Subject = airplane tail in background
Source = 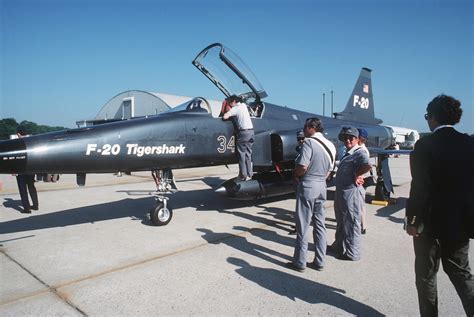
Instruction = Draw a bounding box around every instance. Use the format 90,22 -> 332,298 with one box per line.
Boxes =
334,67 -> 382,125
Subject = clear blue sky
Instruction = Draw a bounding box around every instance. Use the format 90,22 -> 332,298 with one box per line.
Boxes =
1,0 -> 472,134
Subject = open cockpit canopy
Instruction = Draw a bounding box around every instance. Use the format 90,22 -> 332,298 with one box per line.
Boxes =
192,43 -> 267,101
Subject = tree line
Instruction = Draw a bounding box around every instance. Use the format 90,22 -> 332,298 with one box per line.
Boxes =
0,118 -> 68,140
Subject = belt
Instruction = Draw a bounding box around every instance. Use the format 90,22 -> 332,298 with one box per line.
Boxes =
239,128 -> 254,131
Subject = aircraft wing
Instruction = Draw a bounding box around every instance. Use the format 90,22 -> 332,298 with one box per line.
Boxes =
367,147 -> 412,156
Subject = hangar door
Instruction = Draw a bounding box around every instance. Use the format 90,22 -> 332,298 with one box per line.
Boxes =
122,97 -> 134,119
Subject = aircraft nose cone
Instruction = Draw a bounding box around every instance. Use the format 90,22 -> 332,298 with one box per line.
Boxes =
0,138 -> 27,173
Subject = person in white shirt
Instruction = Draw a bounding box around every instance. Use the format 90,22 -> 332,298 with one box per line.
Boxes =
223,95 -> 254,181
287,117 -> 336,272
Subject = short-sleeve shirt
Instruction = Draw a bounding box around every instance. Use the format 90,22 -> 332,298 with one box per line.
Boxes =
335,145 -> 370,190
227,102 -> 253,130
296,133 -> 335,186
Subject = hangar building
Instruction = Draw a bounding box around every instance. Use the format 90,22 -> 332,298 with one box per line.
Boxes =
76,90 -> 195,127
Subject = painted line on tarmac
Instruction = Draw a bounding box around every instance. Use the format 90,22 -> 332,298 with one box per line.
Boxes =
0,249 -> 87,315
0,222 -> 271,308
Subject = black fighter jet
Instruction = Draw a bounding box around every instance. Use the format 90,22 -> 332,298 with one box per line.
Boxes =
0,43 -> 405,226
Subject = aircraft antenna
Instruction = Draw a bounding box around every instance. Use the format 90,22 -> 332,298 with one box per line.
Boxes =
331,89 -> 334,118
322,92 -> 326,116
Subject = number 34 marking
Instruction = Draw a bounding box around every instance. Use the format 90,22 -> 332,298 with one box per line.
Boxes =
217,135 -> 235,153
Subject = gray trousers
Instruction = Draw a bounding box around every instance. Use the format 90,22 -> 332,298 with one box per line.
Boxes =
333,186 -> 364,260
236,130 -> 254,178
360,187 -> 367,230
293,182 -> 327,268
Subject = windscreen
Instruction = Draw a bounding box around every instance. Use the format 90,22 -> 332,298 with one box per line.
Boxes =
193,43 -> 267,99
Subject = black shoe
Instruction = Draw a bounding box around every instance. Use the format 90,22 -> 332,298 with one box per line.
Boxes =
361,228 -> 366,234
326,245 -> 335,252
326,245 -> 341,255
31,206 -> 39,211
336,253 -> 354,261
307,262 -> 324,271
285,262 -> 305,272
21,209 -> 31,214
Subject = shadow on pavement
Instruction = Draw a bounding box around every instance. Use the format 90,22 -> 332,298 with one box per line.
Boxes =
197,225 -> 383,315
198,227 -> 292,266
228,257 -> 384,315
0,196 -> 155,234
0,186 -> 294,234
201,176 -> 227,188
3,198 -> 24,212
197,225 -> 317,274
1,181 -> 332,237
374,197 -> 407,224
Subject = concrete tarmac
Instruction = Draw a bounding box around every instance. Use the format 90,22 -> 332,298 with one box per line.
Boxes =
0,157 -> 471,316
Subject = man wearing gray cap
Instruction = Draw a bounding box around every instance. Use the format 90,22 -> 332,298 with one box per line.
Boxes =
330,126 -> 371,261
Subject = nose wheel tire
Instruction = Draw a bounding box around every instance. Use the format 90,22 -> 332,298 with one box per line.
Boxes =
150,202 -> 173,226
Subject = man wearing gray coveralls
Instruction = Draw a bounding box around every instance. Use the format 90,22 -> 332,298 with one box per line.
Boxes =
223,95 -> 254,181
287,117 -> 336,272
330,126 -> 371,261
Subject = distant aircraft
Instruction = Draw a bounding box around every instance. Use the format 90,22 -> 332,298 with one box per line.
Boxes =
385,125 -> 420,150
0,43 -> 406,226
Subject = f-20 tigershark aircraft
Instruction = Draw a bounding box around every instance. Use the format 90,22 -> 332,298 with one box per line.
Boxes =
0,43 -> 404,226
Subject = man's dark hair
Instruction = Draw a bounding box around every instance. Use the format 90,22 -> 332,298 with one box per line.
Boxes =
226,95 -> 243,104
305,117 -> 324,132
427,94 -> 462,125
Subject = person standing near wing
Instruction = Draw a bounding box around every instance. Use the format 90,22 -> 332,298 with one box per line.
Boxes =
287,117 -> 335,272
223,95 -> 254,181
288,129 -> 307,236
330,126 -> 371,261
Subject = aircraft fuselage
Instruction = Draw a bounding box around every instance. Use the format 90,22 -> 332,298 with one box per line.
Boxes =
0,102 -> 393,175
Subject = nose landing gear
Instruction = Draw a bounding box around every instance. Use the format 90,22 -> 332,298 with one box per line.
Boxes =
150,169 -> 177,226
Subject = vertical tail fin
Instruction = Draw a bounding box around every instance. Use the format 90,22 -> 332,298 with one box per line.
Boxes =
334,67 -> 382,124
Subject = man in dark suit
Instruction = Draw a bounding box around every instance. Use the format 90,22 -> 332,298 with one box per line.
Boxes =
406,94 -> 474,316
15,126 -> 39,214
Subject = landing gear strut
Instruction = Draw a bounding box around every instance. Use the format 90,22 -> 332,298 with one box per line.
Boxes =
374,154 -> 393,201
150,169 -> 177,226
374,176 -> 391,201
